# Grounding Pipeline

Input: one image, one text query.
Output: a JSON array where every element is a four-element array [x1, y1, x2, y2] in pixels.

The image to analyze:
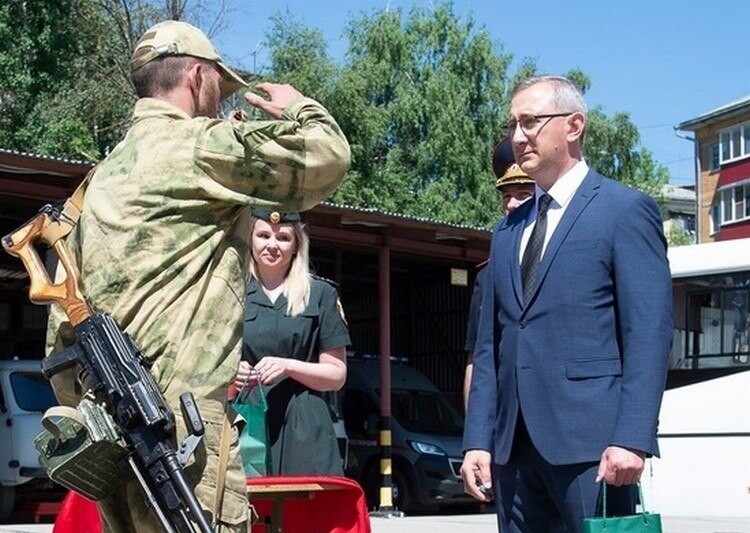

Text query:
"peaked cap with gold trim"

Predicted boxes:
[[492, 137, 534, 190], [251, 208, 301, 224]]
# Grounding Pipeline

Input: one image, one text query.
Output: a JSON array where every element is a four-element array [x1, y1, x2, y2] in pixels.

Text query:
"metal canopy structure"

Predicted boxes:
[[0, 150, 492, 403]]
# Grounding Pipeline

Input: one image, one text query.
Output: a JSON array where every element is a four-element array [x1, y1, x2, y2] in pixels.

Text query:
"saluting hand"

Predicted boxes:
[[244, 83, 304, 119]]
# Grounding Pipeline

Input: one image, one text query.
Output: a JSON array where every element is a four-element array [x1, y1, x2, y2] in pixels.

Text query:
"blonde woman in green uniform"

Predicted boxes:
[[234, 208, 350, 475]]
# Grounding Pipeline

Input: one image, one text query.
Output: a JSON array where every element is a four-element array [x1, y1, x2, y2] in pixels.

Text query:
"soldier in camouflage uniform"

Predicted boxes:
[[46, 20, 350, 533]]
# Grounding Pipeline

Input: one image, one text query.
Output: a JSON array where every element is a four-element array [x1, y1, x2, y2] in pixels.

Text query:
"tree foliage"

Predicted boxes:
[[666, 226, 695, 247], [264, 12, 336, 101], [325, 5, 513, 226], [0, 0, 232, 161], [0, 1, 138, 160], [584, 108, 668, 198], [1, 1, 670, 226], [263, 4, 669, 226]]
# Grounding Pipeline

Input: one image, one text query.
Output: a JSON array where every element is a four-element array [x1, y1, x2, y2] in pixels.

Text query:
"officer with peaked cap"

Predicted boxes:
[[463, 138, 535, 409], [47, 19, 350, 533], [492, 136, 536, 214], [233, 208, 351, 477]]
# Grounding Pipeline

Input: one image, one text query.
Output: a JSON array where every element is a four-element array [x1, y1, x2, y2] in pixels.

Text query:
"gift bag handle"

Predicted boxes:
[[599, 482, 648, 519], [234, 372, 267, 410]]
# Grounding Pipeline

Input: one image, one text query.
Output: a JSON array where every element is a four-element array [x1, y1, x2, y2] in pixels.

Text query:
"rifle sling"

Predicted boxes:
[[41, 166, 94, 245]]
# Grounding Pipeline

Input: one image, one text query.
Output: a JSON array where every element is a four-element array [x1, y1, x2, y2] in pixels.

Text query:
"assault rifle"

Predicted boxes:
[[3, 203, 214, 533]]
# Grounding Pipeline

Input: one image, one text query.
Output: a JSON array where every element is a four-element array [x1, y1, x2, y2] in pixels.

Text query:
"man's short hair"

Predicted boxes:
[[132, 55, 205, 98], [511, 75, 588, 117], [131, 20, 245, 100]]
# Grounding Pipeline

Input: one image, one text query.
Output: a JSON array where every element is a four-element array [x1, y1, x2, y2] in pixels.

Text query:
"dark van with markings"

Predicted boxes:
[[341, 356, 473, 512]]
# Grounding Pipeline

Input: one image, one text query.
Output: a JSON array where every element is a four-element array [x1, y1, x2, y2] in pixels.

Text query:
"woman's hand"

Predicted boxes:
[[233, 360, 257, 393], [253, 356, 293, 386], [242, 347, 346, 391]]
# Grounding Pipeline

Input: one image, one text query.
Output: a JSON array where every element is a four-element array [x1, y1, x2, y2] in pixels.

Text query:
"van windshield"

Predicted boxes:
[[11, 372, 57, 412], [391, 389, 463, 435]]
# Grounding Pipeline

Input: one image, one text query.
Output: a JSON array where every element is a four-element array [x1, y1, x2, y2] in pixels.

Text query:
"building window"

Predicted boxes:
[[735, 187, 744, 219], [710, 204, 720, 235], [732, 129, 742, 158], [709, 142, 720, 172], [722, 189, 733, 222], [716, 180, 750, 227], [721, 131, 731, 161], [719, 122, 750, 163]]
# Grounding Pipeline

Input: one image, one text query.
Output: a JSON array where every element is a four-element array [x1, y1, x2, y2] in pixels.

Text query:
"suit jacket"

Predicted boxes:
[[464, 261, 489, 353], [463, 169, 673, 466]]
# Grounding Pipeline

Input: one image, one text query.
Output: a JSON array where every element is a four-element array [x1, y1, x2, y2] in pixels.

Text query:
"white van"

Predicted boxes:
[[0, 359, 58, 521]]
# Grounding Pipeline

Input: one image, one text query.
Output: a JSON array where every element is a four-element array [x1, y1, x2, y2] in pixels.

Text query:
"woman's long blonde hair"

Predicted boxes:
[[248, 216, 312, 317]]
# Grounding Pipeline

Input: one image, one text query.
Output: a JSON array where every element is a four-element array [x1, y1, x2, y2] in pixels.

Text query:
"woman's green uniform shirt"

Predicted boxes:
[[243, 277, 350, 475]]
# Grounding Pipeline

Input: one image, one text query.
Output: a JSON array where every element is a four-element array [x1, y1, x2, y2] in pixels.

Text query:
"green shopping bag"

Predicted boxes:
[[583, 482, 662, 532], [233, 375, 271, 477]]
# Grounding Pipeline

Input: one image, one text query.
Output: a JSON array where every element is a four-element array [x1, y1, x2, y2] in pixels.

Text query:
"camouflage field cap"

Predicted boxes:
[[131, 20, 246, 100], [252, 208, 301, 224], [492, 137, 535, 190]]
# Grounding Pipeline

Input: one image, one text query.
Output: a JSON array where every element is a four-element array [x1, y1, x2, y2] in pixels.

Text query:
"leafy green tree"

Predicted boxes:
[[2, 0, 671, 223], [321, 5, 514, 226], [264, 12, 336, 102], [556, 68, 668, 197], [0, 0, 234, 161], [584, 108, 668, 198], [0, 1, 117, 159], [264, 4, 670, 227]]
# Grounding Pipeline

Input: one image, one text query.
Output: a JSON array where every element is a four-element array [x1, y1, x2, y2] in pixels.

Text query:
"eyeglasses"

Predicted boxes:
[[506, 113, 573, 137]]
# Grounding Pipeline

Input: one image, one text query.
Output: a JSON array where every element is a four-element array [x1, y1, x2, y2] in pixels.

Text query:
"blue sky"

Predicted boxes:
[[212, 1, 750, 187]]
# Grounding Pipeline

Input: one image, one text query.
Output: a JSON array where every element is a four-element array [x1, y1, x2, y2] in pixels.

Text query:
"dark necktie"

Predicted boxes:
[[521, 193, 553, 302]]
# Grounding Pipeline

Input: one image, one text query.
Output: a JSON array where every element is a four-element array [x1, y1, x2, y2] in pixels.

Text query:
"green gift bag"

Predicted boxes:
[[583, 483, 662, 532], [233, 375, 271, 477]]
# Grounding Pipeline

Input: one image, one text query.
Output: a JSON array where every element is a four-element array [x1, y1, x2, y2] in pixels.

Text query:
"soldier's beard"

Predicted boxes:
[[196, 76, 221, 118]]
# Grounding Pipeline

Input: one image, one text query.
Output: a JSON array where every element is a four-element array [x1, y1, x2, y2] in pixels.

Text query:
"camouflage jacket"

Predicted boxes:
[[47, 95, 349, 421]]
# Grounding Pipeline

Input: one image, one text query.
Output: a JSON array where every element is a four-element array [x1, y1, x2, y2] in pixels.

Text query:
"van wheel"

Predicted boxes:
[[363, 468, 412, 512], [0, 486, 15, 523], [392, 470, 412, 512]]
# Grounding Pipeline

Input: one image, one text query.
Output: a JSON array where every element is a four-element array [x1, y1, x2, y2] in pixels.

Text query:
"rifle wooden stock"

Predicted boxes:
[[2, 206, 91, 326]]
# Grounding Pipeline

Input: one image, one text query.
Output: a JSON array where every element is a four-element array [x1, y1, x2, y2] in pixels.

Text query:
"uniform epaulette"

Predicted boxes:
[[312, 275, 339, 288]]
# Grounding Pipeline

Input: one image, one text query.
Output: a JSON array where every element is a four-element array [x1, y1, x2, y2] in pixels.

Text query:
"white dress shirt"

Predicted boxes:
[[519, 160, 589, 263]]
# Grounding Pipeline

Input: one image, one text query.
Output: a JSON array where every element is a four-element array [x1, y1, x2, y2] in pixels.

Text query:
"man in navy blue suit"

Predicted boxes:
[[463, 138, 535, 410], [460, 75, 673, 532]]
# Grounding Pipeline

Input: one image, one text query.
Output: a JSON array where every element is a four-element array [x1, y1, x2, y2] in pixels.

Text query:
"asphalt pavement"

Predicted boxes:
[[368, 514, 750, 533], [4, 514, 750, 532]]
